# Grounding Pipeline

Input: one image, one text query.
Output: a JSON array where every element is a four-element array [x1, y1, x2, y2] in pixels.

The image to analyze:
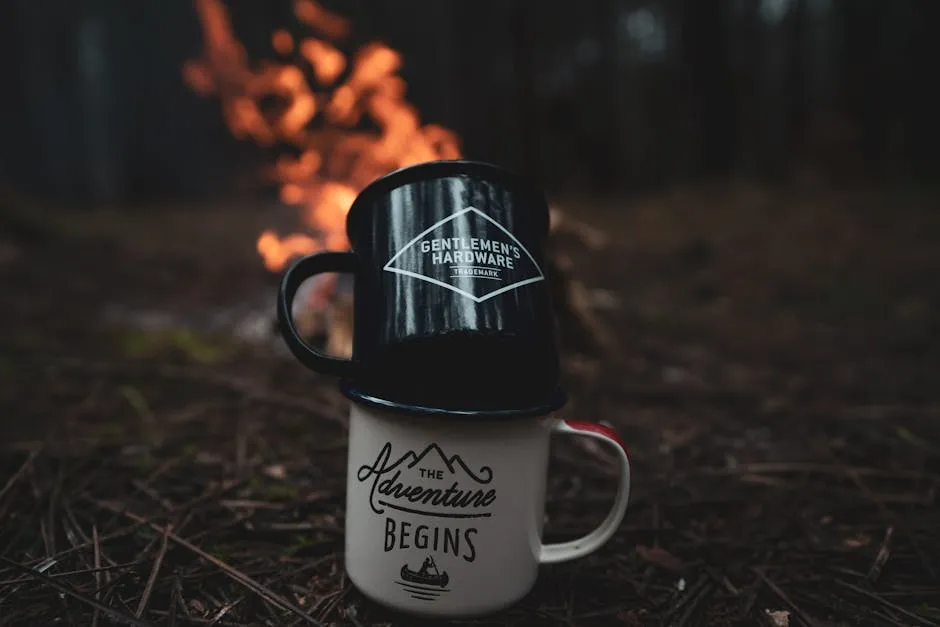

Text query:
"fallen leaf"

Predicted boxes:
[[764, 609, 790, 627], [0, 242, 19, 265], [617, 609, 646, 626], [843, 533, 871, 548], [263, 464, 288, 480], [635, 545, 685, 572]]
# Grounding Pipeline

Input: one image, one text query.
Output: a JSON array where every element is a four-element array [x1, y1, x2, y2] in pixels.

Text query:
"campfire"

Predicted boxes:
[[183, 0, 616, 361], [183, 0, 462, 357]]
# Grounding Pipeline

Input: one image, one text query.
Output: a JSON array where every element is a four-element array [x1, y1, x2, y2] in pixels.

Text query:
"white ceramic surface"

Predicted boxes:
[[343, 403, 631, 618]]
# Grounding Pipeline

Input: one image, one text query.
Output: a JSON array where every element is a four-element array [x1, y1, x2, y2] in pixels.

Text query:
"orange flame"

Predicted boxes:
[[184, 0, 462, 272]]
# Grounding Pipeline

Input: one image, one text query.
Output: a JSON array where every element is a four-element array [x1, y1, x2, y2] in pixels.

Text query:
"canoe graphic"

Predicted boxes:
[[400, 556, 449, 588]]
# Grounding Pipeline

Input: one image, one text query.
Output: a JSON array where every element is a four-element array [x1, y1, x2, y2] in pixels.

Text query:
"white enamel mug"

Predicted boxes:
[[343, 402, 632, 618]]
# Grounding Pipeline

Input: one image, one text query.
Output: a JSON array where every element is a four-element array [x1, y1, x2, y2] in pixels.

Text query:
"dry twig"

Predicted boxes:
[[135, 524, 171, 618], [751, 568, 819, 627], [0, 556, 154, 627], [94, 502, 324, 626]]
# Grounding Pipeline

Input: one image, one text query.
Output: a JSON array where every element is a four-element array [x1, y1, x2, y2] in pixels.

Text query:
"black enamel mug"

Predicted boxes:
[[277, 160, 566, 416]]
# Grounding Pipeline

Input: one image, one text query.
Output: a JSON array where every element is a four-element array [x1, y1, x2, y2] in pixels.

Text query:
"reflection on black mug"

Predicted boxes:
[[277, 160, 566, 416]]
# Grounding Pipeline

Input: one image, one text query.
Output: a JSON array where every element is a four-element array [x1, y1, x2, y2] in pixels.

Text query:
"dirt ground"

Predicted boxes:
[[1, 183, 938, 626]]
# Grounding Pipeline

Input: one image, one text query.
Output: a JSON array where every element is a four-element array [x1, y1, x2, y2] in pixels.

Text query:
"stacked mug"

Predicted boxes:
[[277, 160, 631, 619]]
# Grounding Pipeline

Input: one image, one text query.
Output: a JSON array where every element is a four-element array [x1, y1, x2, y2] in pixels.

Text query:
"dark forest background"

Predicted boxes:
[[1, 0, 938, 207]]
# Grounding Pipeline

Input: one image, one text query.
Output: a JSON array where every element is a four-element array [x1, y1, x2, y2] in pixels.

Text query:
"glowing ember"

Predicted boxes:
[[183, 0, 463, 272]]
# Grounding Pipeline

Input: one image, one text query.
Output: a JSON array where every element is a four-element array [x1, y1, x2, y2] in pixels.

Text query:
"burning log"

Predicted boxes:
[[548, 206, 608, 250], [545, 206, 621, 358], [279, 271, 354, 360]]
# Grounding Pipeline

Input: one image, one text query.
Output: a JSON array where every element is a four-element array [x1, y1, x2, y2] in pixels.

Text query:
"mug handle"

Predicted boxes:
[[277, 251, 360, 378], [539, 419, 631, 564]]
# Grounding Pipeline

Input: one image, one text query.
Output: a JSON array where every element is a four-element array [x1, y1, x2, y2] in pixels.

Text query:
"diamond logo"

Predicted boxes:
[[383, 206, 545, 303]]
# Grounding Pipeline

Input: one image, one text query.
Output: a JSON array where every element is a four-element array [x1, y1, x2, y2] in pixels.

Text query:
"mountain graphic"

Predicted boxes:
[[390, 443, 493, 484], [383, 206, 545, 303]]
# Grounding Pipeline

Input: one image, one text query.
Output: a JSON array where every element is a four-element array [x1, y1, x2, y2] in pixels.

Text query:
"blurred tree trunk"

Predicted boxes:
[[425, 0, 463, 140], [840, 0, 881, 179], [872, 0, 916, 179], [605, 0, 651, 191], [909, 0, 940, 179], [801, 0, 838, 128], [600, 0, 631, 190], [12, 0, 80, 200], [728, 0, 759, 179], [792, 0, 841, 184], [758, 0, 793, 180], [74, 0, 125, 205], [510, 0, 540, 182], [677, 0, 737, 180]]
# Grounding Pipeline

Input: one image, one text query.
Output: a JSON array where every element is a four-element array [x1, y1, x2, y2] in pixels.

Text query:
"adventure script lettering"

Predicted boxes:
[[356, 442, 496, 566], [383, 206, 545, 303]]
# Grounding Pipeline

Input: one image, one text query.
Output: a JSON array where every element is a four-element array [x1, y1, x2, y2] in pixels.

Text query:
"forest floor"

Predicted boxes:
[[0, 182, 938, 627]]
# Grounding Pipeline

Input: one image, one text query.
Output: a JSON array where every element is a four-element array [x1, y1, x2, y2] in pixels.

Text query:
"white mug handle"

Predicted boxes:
[[539, 419, 632, 564]]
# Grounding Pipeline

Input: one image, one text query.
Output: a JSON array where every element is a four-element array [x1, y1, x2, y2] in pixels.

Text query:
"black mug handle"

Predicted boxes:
[[277, 251, 360, 378]]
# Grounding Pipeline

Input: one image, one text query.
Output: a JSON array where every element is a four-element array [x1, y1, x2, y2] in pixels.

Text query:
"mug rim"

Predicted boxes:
[[345, 160, 550, 246], [339, 380, 568, 420]]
